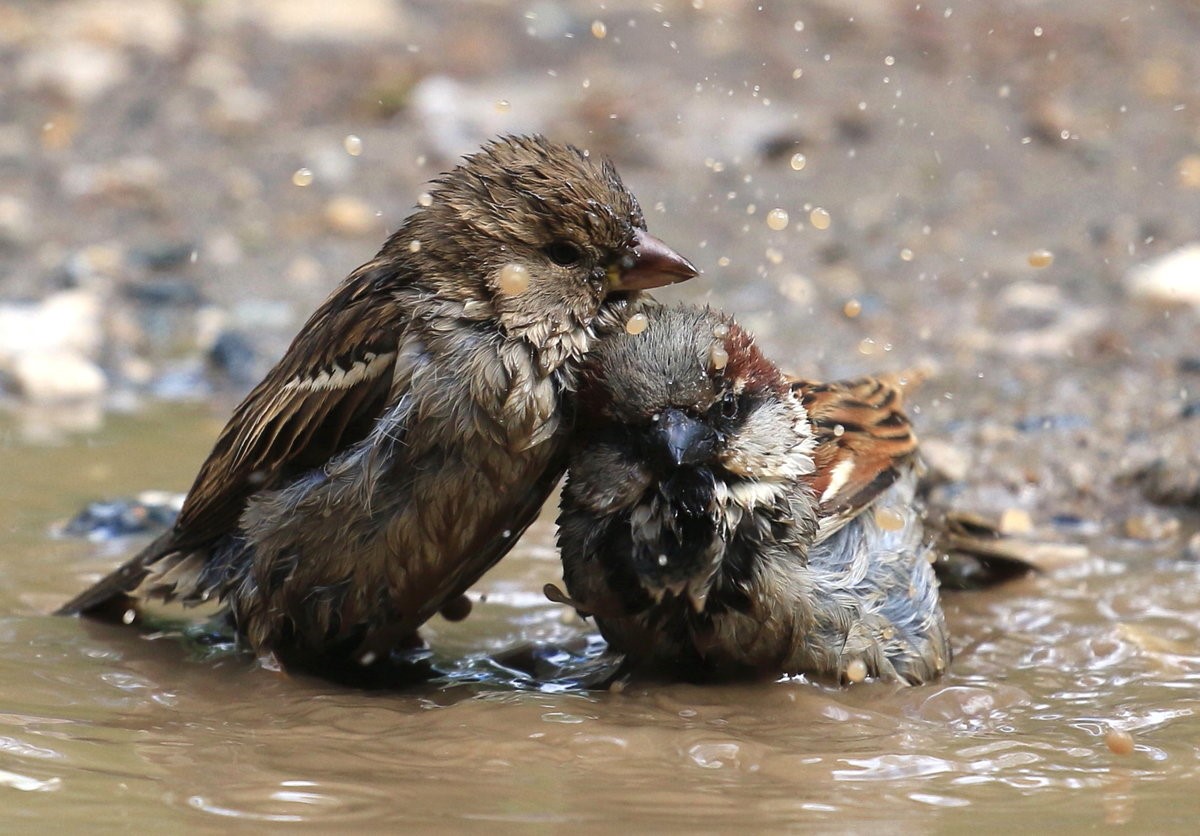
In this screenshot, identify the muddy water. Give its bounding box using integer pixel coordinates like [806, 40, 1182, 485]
[3, 404, 1199, 830]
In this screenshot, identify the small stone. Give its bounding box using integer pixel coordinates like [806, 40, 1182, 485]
[1184, 532, 1200, 562]
[12, 351, 106, 402]
[919, 439, 970, 483]
[0, 195, 33, 247]
[1122, 510, 1181, 542]
[1127, 245, 1200, 308]
[18, 40, 130, 103]
[0, 290, 104, 364]
[998, 508, 1034, 536]
[324, 195, 375, 236]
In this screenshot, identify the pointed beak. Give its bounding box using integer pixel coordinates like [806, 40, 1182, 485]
[606, 229, 699, 292]
[654, 408, 717, 467]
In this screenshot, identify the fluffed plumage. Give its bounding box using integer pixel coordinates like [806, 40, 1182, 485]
[555, 305, 949, 684]
[58, 135, 697, 681]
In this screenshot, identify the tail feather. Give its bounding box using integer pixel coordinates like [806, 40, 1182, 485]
[55, 530, 180, 617]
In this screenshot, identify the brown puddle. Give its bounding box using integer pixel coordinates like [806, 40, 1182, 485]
[1, 403, 1199, 829]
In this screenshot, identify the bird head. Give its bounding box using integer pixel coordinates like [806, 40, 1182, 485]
[570, 305, 816, 610]
[395, 135, 696, 349]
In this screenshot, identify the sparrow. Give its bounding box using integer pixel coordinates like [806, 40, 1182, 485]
[57, 135, 697, 682]
[554, 305, 950, 685]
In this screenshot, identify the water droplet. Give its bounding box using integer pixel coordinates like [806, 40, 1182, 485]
[710, 344, 729, 370]
[792, 68, 803, 79]
[417, 192, 433, 207]
[766, 208, 789, 231]
[122, 609, 136, 625]
[625, 312, 650, 335]
[498, 263, 530, 295]
[712, 323, 730, 338]
[292, 167, 313, 187]
[343, 135, 363, 156]
[1028, 249, 1054, 268]
[717, 256, 731, 267]
[789, 152, 807, 171]
[842, 298, 862, 318]
[845, 658, 868, 683]
[657, 554, 669, 567]
[884, 55, 895, 66]
[832, 424, 845, 437]
[875, 506, 905, 531]
[408, 240, 421, 253]
[1106, 728, 1135, 755]
[793, 20, 805, 32]
[591, 20, 607, 38]
[900, 247, 915, 262]
[765, 247, 783, 265]
[495, 100, 511, 113]
[809, 207, 831, 230]
[858, 337, 876, 355]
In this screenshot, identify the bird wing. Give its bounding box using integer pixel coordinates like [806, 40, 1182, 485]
[57, 260, 407, 615]
[789, 371, 923, 541]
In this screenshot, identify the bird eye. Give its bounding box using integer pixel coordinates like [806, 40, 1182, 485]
[543, 241, 583, 267]
[719, 391, 739, 419]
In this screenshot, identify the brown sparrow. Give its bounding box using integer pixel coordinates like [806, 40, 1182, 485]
[554, 305, 949, 684]
[58, 135, 697, 681]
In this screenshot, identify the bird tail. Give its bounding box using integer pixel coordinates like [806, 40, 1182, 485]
[54, 529, 180, 620]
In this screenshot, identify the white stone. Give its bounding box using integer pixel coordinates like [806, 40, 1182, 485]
[12, 351, 107, 402]
[202, 0, 409, 43]
[18, 40, 129, 103]
[1127, 244, 1200, 308]
[0, 290, 104, 364]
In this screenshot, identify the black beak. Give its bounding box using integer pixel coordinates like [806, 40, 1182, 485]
[606, 229, 699, 292]
[654, 408, 717, 467]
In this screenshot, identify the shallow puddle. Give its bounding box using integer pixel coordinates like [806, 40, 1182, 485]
[2, 403, 1199, 829]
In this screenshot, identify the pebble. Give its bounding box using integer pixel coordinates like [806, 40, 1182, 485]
[202, 0, 410, 44]
[1184, 532, 1200, 562]
[0, 290, 104, 366]
[920, 439, 971, 483]
[62, 491, 183, 540]
[998, 508, 1034, 536]
[17, 40, 130, 103]
[324, 195, 376, 236]
[1122, 510, 1181, 542]
[11, 351, 107, 402]
[1127, 245, 1200, 308]
[0, 195, 33, 247]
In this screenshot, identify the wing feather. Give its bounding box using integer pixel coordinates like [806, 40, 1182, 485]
[789, 370, 924, 539]
[57, 259, 408, 615]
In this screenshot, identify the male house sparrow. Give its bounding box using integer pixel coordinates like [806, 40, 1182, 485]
[58, 135, 697, 680]
[555, 305, 949, 684]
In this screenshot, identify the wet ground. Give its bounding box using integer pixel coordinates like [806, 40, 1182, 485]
[3, 0, 1200, 830]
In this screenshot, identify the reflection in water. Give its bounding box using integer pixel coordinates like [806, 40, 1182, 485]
[3, 405, 1200, 829]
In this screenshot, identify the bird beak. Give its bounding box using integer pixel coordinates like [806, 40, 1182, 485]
[655, 408, 717, 467]
[606, 229, 698, 292]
